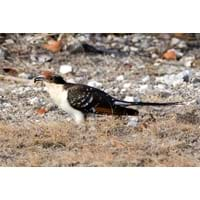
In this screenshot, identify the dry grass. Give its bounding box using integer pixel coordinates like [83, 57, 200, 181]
[0, 114, 200, 167]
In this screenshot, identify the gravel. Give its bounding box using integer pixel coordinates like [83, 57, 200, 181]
[0, 33, 200, 124]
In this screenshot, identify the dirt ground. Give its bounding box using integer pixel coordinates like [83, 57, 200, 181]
[1, 33, 200, 166]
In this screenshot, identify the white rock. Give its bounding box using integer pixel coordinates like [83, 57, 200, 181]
[5, 39, 14, 44]
[28, 97, 40, 105]
[0, 48, 6, 60]
[123, 46, 129, 52]
[130, 47, 138, 52]
[155, 70, 192, 86]
[151, 53, 158, 59]
[181, 56, 195, 67]
[124, 96, 134, 102]
[87, 80, 102, 88]
[18, 72, 31, 79]
[0, 88, 5, 93]
[127, 116, 139, 127]
[175, 49, 183, 58]
[154, 84, 166, 90]
[2, 102, 11, 108]
[120, 88, 126, 93]
[179, 70, 192, 82]
[137, 64, 146, 69]
[77, 35, 88, 42]
[38, 54, 52, 63]
[177, 41, 187, 48]
[116, 75, 124, 81]
[170, 37, 180, 46]
[141, 75, 150, 83]
[138, 84, 149, 93]
[113, 88, 119, 93]
[67, 78, 76, 83]
[123, 83, 131, 88]
[59, 65, 73, 74]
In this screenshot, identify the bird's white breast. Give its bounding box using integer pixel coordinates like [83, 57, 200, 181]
[44, 83, 84, 124]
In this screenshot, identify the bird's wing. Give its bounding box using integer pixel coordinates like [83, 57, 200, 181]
[67, 84, 114, 114]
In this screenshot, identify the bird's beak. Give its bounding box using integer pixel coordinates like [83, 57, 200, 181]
[34, 75, 45, 83]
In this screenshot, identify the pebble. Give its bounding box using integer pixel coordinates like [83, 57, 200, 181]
[38, 54, 53, 63]
[67, 78, 76, 83]
[151, 53, 159, 59]
[18, 72, 33, 79]
[141, 75, 150, 83]
[116, 75, 124, 81]
[181, 56, 195, 67]
[0, 48, 6, 60]
[59, 65, 73, 74]
[123, 83, 131, 88]
[130, 47, 138, 52]
[137, 64, 146, 69]
[124, 96, 134, 102]
[87, 80, 102, 88]
[28, 97, 40, 105]
[127, 116, 139, 127]
[154, 84, 166, 90]
[5, 39, 14, 44]
[1, 102, 12, 108]
[155, 70, 192, 86]
[138, 84, 149, 93]
[170, 37, 180, 46]
[177, 41, 187, 49]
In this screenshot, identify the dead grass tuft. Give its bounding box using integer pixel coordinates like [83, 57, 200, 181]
[0, 115, 200, 166]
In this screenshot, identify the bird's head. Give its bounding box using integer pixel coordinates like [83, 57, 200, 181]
[34, 71, 66, 85]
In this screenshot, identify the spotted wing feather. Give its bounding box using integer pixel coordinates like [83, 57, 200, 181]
[67, 84, 139, 116]
[67, 84, 114, 114]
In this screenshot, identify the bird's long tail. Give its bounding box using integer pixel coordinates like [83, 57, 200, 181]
[114, 100, 181, 107]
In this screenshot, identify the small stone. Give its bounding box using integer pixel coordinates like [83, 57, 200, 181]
[127, 116, 139, 127]
[38, 54, 53, 63]
[5, 39, 14, 44]
[123, 83, 131, 89]
[177, 41, 187, 49]
[138, 84, 149, 93]
[132, 36, 140, 43]
[154, 84, 166, 90]
[18, 72, 33, 79]
[137, 64, 146, 69]
[141, 75, 150, 83]
[181, 70, 192, 82]
[0, 48, 6, 60]
[120, 88, 126, 93]
[2, 102, 11, 108]
[130, 47, 138, 52]
[181, 56, 195, 67]
[170, 37, 180, 46]
[87, 80, 102, 88]
[116, 75, 124, 81]
[151, 53, 158, 59]
[163, 49, 177, 60]
[59, 65, 73, 74]
[123, 46, 129, 52]
[196, 98, 200, 105]
[155, 70, 192, 86]
[67, 42, 84, 53]
[192, 77, 200, 84]
[67, 78, 76, 83]
[28, 97, 40, 105]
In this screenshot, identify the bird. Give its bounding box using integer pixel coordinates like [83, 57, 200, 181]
[34, 72, 180, 124]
